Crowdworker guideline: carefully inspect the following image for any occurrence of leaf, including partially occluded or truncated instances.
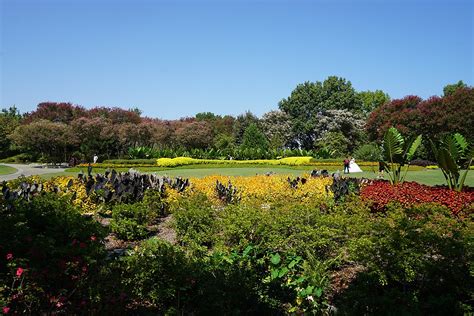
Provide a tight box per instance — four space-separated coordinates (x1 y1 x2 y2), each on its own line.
406 135 422 161
271 269 279 280
383 127 404 162
278 267 289 278
288 259 298 269
305 285 314 294
440 148 460 176
270 253 281 265
296 276 306 284
453 133 468 153
444 134 461 161
242 245 253 257
315 287 323 297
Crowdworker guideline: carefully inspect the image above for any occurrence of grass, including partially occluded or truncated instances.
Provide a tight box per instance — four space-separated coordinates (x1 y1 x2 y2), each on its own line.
39 165 474 187
0 165 17 175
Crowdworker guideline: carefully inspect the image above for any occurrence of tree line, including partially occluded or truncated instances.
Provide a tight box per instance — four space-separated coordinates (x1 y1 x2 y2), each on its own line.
0 77 471 163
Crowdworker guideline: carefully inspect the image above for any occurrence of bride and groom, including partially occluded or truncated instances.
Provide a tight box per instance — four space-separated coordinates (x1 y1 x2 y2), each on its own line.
343 157 362 174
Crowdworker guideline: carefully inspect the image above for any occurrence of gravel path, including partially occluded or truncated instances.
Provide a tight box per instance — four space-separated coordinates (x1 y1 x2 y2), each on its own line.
0 163 67 181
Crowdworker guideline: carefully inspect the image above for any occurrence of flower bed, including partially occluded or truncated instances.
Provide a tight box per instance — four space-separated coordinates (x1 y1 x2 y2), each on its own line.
2 171 473 314
361 180 474 214
188 174 333 205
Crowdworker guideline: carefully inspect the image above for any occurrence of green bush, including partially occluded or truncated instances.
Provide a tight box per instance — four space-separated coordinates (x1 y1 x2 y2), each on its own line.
172 195 473 314
173 194 218 253
118 238 331 314
110 202 159 241
0 193 107 313
0 153 37 163
353 143 382 161
338 203 473 314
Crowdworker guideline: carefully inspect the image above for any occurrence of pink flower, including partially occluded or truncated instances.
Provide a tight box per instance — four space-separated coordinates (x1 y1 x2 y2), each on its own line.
2 306 10 314
16 267 24 278
90 235 97 241
6 253 13 260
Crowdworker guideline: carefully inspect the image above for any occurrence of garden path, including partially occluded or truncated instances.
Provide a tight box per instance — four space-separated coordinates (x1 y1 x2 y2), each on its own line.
0 163 66 181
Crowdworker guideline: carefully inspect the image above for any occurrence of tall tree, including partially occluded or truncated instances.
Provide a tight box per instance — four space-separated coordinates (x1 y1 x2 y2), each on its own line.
260 110 293 149
232 111 259 145
358 90 390 114
24 102 87 124
312 109 366 154
443 80 467 97
416 88 474 141
240 123 269 152
279 76 362 149
366 96 422 141
10 120 78 162
0 106 21 158
175 121 214 149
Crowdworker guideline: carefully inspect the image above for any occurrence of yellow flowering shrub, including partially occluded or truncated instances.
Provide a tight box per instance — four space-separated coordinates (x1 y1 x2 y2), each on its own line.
156 157 197 167
278 157 316 165
155 157 316 167
43 176 100 214
189 174 333 205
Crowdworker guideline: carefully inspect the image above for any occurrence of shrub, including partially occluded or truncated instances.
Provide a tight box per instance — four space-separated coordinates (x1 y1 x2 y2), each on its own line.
0 193 107 314
353 143 381 162
110 203 159 241
339 203 473 314
119 238 332 314
409 158 437 167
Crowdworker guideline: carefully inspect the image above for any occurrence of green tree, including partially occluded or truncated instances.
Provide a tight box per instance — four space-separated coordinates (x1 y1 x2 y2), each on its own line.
214 133 235 151
358 90 390 114
314 131 350 158
0 106 22 158
443 80 467 96
195 112 218 121
240 123 269 151
233 111 259 145
279 76 362 149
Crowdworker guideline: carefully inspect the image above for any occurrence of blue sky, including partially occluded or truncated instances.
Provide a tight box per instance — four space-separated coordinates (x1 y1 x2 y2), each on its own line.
1 0 472 119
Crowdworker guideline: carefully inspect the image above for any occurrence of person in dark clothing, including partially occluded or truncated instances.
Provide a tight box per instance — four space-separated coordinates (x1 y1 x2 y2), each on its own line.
343 158 350 174
378 160 386 179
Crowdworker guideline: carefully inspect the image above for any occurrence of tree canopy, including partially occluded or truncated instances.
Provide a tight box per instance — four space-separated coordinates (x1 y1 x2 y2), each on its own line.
278 76 362 149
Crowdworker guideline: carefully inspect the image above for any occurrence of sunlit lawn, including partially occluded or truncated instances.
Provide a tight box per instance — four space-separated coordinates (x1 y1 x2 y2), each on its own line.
39 166 474 187
0 165 17 175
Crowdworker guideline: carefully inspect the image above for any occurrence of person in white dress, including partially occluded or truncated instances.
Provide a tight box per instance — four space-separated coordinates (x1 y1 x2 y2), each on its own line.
348 157 363 173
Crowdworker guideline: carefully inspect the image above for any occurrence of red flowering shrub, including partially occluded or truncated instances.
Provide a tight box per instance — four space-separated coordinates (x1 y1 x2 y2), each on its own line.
361 180 474 214
0 193 109 314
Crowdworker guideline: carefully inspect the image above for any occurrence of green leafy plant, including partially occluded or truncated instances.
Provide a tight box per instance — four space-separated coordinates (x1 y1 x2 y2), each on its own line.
430 133 473 191
382 127 422 185
110 203 156 240
215 180 241 204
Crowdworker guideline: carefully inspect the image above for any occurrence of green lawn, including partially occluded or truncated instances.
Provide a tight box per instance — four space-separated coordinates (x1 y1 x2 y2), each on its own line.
0 165 17 175
39 166 474 187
